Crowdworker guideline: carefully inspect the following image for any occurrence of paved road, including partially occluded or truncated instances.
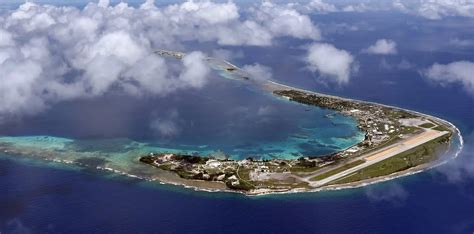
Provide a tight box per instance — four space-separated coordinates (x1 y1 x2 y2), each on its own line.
309 130 449 187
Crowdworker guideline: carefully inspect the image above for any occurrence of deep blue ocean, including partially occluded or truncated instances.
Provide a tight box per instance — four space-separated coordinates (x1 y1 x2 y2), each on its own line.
1 2 474 233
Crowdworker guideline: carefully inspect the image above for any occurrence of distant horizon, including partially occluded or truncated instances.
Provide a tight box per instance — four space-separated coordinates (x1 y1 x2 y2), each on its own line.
0 0 473 233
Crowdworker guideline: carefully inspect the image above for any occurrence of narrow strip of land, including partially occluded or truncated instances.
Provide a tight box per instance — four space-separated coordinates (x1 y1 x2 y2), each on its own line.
309 129 449 187
139 49 459 195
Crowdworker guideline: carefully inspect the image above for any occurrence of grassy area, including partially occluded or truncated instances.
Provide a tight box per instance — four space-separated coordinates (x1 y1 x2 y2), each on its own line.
330 134 450 185
158 164 173 170
383 109 418 119
237 167 252 181
401 126 421 134
289 166 323 174
433 125 450 132
419 122 435 128
226 179 255 191
360 136 401 156
310 160 365 181
254 180 311 190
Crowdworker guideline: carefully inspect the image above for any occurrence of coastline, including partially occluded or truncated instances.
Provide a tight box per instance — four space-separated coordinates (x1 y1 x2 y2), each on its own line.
133 79 463 196
0 52 465 197
0 107 463 197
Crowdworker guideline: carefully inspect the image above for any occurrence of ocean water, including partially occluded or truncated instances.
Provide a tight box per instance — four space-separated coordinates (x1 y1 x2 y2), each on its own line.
0 67 364 160
1 2 474 234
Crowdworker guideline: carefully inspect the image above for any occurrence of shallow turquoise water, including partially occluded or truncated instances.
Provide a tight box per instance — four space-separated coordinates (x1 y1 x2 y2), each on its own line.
0 61 365 183
0 57 364 163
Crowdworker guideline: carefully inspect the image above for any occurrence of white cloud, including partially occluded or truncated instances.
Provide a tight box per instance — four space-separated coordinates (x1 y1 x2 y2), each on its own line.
0 2 214 118
174 0 239 25
0 28 14 47
435 133 474 183
242 63 273 81
179 51 210 89
252 2 321 41
342 3 376 13
303 0 474 20
306 43 356 84
422 61 474 95
364 39 398 55
415 0 474 20
98 0 110 8
0 1 321 119
307 0 337 13
122 54 169 96
0 59 44 115
449 38 474 47
153 1 320 46
393 0 474 19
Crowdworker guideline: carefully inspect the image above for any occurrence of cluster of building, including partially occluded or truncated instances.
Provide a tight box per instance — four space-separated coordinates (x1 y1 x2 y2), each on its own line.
155 50 185 59
139 88 436 192
275 90 422 159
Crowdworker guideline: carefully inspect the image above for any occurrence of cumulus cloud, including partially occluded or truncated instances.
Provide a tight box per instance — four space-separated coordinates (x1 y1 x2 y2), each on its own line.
342 3 379 13
422 61 474 95
242 63 273 81
150 0 320 46
0 1 321 120
251 2 321 41
179 52 210 89
449 38 474 47
302 0 474 20
435 133 474 183
391 0 474 19
307 0 337 13
0 28 14 47
414 0 474 20
306 43 356 84
364 39 398 55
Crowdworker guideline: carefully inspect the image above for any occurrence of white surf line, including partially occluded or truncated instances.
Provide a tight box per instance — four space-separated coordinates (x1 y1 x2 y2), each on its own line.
153 50 465 194
310 130 450 187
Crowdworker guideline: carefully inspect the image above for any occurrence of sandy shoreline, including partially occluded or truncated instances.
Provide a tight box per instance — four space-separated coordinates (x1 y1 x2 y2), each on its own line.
0 115 462 197
127 81 465 196
0 77 464 197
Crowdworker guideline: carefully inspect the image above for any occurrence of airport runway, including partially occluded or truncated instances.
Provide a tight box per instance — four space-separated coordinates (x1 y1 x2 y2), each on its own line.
310 130 449 187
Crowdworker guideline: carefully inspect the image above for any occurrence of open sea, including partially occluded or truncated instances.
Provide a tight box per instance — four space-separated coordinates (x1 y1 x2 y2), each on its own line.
1 1 474 233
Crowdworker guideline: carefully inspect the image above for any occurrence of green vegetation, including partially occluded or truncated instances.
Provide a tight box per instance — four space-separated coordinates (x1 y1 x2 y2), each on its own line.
419 122 435 128
359 136 401 156
433 125 450 132
237 168 252 181
226 180 255 191
331 134 450 185
310 160 365 181
253 179 311 190
383 108 417 119
158 164 173 171
289 166 322 173
139 156 155 164
175 169 195 179
401 126 421 135
174 155 209 164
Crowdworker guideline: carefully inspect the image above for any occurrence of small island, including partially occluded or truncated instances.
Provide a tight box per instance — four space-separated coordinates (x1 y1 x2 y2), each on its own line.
136 51 459 195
